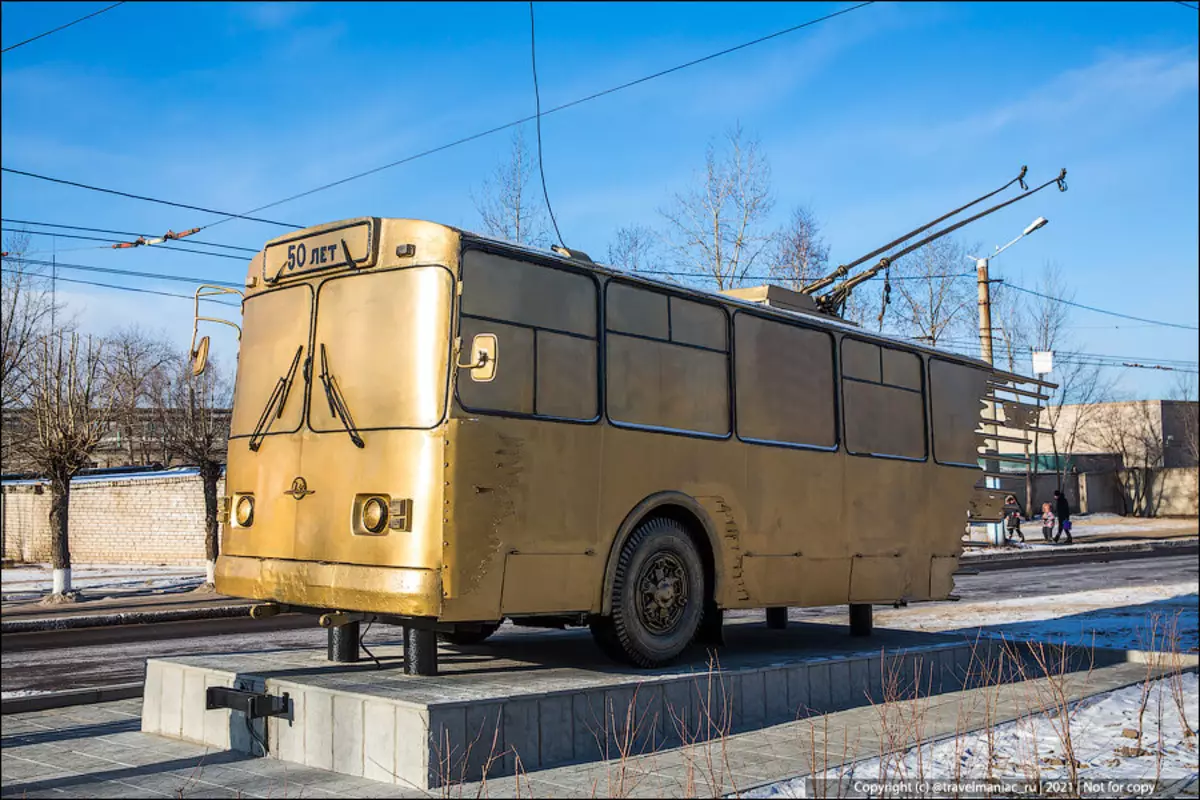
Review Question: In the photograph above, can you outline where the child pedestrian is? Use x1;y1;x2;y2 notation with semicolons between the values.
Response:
1003;494;1024;543
1041;502;1055;543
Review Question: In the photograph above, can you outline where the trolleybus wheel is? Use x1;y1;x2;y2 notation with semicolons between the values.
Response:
591;517;706;668
439;622;501;646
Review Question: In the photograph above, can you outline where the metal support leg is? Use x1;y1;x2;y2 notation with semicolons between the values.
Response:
327;621;360;662
849;604;873;637
696;603;724;647
765;606;788;629
403;626;438;676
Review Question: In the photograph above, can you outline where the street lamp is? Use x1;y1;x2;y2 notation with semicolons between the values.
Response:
968;217;1049;546
967;217;1050;365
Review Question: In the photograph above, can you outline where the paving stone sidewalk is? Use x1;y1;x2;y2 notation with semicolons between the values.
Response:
1;661;1181;799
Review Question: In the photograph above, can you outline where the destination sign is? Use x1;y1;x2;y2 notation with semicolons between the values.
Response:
263;219;376;283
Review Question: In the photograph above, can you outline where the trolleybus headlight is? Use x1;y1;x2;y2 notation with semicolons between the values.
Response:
362;496;389;534
234;495;255;527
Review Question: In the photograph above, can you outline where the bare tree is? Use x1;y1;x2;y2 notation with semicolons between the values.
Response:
18;331;112;599
104;326;172;466
989;279;1026;374
472;127;550;247
660;123;775;290
152;352;232;586
1082;400;1165;516
1168;373;1198;468
768;205;829;291
607;224;660;275
890;236;974;347
1;232;59;471
1026;264;1112;497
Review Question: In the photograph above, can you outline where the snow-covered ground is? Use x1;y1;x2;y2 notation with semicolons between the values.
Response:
749;673;1199;798
858;582;1199;654
0;564;205;602
748;579;1200;798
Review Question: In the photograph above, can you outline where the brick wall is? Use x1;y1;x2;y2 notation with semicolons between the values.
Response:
1;472;225;566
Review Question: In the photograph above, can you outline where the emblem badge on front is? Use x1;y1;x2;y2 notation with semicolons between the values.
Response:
285;477;314;500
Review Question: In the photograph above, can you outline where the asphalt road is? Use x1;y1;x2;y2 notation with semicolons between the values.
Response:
2;555;1196;695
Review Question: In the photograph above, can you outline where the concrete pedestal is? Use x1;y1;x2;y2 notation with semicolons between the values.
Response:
139;620;1111;790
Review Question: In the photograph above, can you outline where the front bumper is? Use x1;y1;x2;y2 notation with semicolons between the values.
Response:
215;555;442;617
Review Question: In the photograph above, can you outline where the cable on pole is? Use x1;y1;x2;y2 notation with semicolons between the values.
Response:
2;218;259;252
0;167;304;229
2;2;125;54
0;267;238;306
2;254;241;289
529;2;566;249
1001;282;1199;331
191;2;875;232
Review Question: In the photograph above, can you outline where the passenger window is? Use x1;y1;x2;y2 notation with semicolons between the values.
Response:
458;250;598;421
930;358;989;466
734;315;835;448
842;340;926;459
605;281;730;436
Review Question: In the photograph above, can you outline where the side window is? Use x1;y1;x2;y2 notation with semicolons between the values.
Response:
734;314;836;448
605;283;729;436
842;339;926;459
458;250;598;420
930;358;989;466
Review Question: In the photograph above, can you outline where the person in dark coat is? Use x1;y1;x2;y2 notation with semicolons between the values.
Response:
1053;489;1073;544
1003;494;1024;543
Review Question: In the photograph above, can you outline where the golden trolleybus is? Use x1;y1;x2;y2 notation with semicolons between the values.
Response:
192;217;1043;675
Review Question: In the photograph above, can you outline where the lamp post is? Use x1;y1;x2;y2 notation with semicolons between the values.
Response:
968;217;1049;546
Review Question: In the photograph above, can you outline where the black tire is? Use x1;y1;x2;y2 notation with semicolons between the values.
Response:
590;517;706;668
439;622;500;646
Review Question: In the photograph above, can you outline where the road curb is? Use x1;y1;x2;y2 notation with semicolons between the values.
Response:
0;604;253;634
1;682;143;715
960;537;1197;571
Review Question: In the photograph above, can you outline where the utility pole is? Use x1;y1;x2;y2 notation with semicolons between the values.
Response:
976;256;1002;544
976;257;993;364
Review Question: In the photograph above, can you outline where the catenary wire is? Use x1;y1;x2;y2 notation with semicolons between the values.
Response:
1;228;250;260
1;2;124;54
0;268;239;307
4;255;242;289
529;1;565;248
0;167;304;229
2;218;259;252
193;2;875;232
1002;282;1198;331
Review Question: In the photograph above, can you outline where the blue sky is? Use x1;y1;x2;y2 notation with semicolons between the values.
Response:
2;1;1196;398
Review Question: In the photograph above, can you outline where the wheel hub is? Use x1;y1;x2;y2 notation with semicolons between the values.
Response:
637;552;689;635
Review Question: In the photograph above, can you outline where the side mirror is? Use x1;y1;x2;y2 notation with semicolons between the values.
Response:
457;333;498;382
191;335;210;377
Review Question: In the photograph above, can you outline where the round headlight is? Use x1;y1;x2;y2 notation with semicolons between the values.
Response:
362;497;388;534
235;495;254;527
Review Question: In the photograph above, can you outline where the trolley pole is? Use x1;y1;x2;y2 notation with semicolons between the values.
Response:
977;257;1003;546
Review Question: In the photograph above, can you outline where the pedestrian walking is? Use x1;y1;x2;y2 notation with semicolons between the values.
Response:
1041;502;1055;542
1003;494;1024;543
1053;489;1073;544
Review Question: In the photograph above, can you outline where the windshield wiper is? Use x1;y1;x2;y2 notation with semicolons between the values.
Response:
248;345;303;452
318;343;365;449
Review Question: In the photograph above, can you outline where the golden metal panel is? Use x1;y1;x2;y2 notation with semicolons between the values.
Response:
930;358;990;465
843;381;925;458
606;334;730;435
457;318;534;414
500;553;599;613
734;315;835;447
850;554;909;602
215;554;440;616
841;339;881;382
881;348;922;391
461;250;596;336
535;332;598;420
606;282;668;339
670;296;727;351
310;267;452;431
230;285;311;437
930;554;958;598
740;554;803;605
